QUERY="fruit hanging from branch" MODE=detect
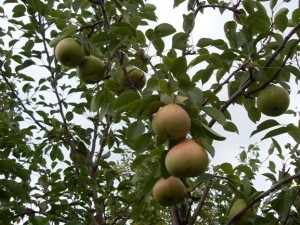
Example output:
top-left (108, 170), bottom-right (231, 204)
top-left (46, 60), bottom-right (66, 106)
top-left (118, 66), bottom-right (146, 90)
top-left (54, 38), bottom-right (85, 68)
top-left (165, 139), bottom-right (209, 178)
top-left (77, 55), bottom-right (106, 84)
top-left (256, 84), bottom-right (290, 117)
top-left (152, 103), bottom-right (191, 140)
top-left (152, 176), bottom-right (186, 206)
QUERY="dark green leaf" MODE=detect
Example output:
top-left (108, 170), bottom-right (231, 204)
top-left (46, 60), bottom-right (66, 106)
top-left (160, 150), bottom-right (170, 178)
top-left (114, 90), bottom-right (141, 111)
top-left (171, 56), bottom-right (187, 77)
top-left (262, 126), bottom-right (288, 140)
top-left (152, 38), bottom-right (165, 54)
top-left (242, 0), bottom-right (255, 14)
top-left (12, 4), bottom-right (26, 17)
top-left (274, 8), bottom-right (289, 32)
top-left (270, 0), bottom-right (278, 9)
top-left (251, 119), bottom-right (280, 137)
top-left (247, 10), bottom-right (271, 33)
top-left (292, 8), bottom-right (300, 24)
top-left (193, 119), bottom-right (226, 141)
top-left (201, 106), bottom-right (227, 126)
top-left (173, 0), bottom-right (185, 8)
top-left (133, 133), bottom-right (152, 152)
top-left (127, 122), bottom-right (145, 141)
top-left (183, 13), bottom-right (195, 33)
top-left (0, 160), bottom-right (30, 181)
top-left (172, 32), bottom-right (189, 50)
top-left (154, 23), bottom-right (176, 38)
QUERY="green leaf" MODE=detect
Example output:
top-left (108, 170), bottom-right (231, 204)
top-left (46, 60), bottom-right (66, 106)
top-left (171, 56), bottom-right (187, 77)
top-left (109, 22), bottom-right (136, 37)
top-left (274, 8), bottom-right (289, 32)
top-left (131, 155), bottom-right (148, 169)
top-left (262, 173), bottom-right (277, 182)
top-left (0, 159), bottom-right (30, 181)
top-left (154, 23), bottom-right (176, 38)
top-left (133, 133), bottom-right (153, 153)
top-left (286, 124), bottom-right (300, 143)
top-left (12, 4), bottom-right (26, 17)
top-left (239, 150), bottom-right (247, 162)
top-left (192, 67), bottom-right (214, 84)
top-left (65, 221), bottom-right (83, 225)
top-left (0, 179), bottom-right (29, 200)
top-left (201, 106), bottom-right (227, 126)
top-left (139, 101), bottom-right (165, 120)
top-left (183, 13), bottom-right (195, 33)
top-left (262, 126), bottom-right (288, 140)
top-left (224, 121), bottom-right (239, 133)
top-left (195, 137), bottom-right (215, 157)
top-left (271, 138), bottom-right (282, 155)
top-left (160, 150), bottom-right (170, 178)
top-left (251, 119), bottom-right (280, 137)
top-left (192, 119), bottom-right (226, 141)
top-left (134, 95), bottom-right (161, 118)
top-left (235, 165), bottom-right (254, 179)
top-left (242, 0), bottom-right (255, 14)
top-left (152, 38), bottom-right (165, 54)
top-left (247, 106), bottom-right (261, 123)
top-left (91, 88), bottom-right (114, 112)
top-left (127, 122), bottom-right (145, 141)
top-left (286, 65), bottom-right (300, 80)
top-left (172, 32), bottom-right (189, 50)
top-left (173, 0), bottom-right (186, 8)
top-left (197, 38), bottom-right (213, 47)
top-left (114, 90), bottom-right (141, 111)
top-left (270, 0), bottom-right (278, 9)
top-left (247, 10), bottom-right (271, 33)
top-left (140, 4), bottom-right (157, 21)
top-left (188, 55), bottom-right (208, 69)
top-left (292, 8), bottom-right (300, 24)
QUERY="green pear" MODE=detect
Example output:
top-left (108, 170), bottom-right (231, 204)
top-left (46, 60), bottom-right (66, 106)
top-left (77, 55), bottom-right (106, 84)
top-left (257, 84), bottom-right (290, 117)
top-left (152, 176), bottom-right (186, 206)
top-left (119, 66), bottom-right (146, 89)
top-left (55, 38), bottom-right (85, 67)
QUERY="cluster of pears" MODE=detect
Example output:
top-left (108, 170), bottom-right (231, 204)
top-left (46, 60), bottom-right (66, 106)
top-left (151, 103), bottom-right (209, 206)
top-left (55, 38), bottom-right (106, 84)
top-left (55, 38), bottom-right (146, 89)
top-left (257, 84), bottom-right (290, 117)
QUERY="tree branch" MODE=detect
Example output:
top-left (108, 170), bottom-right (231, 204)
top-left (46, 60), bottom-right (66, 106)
top-left (187, 180), bottom-right (213, 225)
top-left (0, 68), bottom-right (49, 133)
top-left (207, 20), bottom-right (300, 127)
top-left (226, 172), bottom-right (300, 225)
top-left (194, 3), bottom-right (239, 16)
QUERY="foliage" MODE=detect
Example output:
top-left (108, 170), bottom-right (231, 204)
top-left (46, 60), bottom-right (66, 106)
top-left (0, 0), bottom-right (300, 224)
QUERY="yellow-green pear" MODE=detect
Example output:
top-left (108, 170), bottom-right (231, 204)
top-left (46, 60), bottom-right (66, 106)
top-left (119, 67), bottom-right (146, 89)
top-left (165, 139), bottom-right (209, 177)
top-left (77, 55), bottom-right (106, 84)
top-left (152, 103), bottom-right (191, 140)
top-left (257, 84), bottom-right (289, 117)
top-left (152, 176), bottom-right (186, 206)
top-left (55, 38), bottom-right (85, 67)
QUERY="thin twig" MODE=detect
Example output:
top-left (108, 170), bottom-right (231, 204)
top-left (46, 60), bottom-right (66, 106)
top-left (187, 180), bottom-right (213, 225)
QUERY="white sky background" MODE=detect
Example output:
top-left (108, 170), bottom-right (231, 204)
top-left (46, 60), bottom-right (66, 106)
top-left (147, 0), bottom-right (300, 190)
